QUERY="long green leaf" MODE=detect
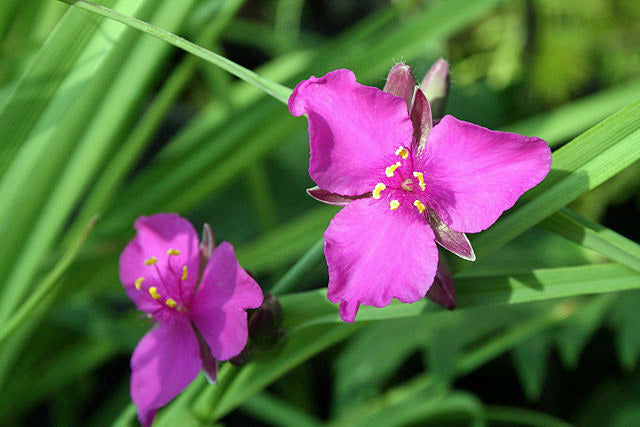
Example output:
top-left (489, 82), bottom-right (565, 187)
top-left (0, 217), bottom-right (96, 343)
top-left (280, 264), bottom-right (640, 331)
top-left (541, 208), bottom-right (640, 273)
top-left (58, 0), bottom-right (292, 103)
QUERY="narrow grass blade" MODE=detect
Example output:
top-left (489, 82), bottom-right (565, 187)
top-left (541, 208), bottom-right (640, 273)
top-left (58, 0), bottom-right (292, 103)
top-left (0, 217), bottom-right (97, 343)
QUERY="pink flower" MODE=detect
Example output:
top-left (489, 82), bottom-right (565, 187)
top-left (119, 213), bottom-right (263, 426)
top-left (289, 65), bottom-right (552, 323)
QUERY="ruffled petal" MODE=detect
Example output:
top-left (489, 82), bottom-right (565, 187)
top-left (289, 69), bottom-right (414, 196)
top-left (422, 115), bottom-right (552, 234)
top-left (324, 199), bottom-right (438, 322)
top-left (130, 320), bottom-right (201, 427)
top-left (119, 214), bottom-right (201, 312)
top-left (191, 242), bottom-right (263, 361)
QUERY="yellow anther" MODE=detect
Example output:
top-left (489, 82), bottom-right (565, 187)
top-left (395, 146), bottom-right (409, 159)
top-left (413, 200), bottom-right (426, 214)
top-left (149, 286), bottom-right (161, 300)
top-left (145, 257), bottom-right (158, 266)
top-left (181, 266), bottom-right (188, 281)
top-left (372, 183), bottom-right (386, 199)
top-left (413, 171), bottom-right (426, 190)
top-left (165, 298), bottom-right (177, 308)
top-left (385, 162), bottom-right (402, 177)
top-left (390, 200), bottom-right (401, 210)
top-left (167, 248), bottom-right (181, 256)
top-left (134, 277), bottom-right (145, 290)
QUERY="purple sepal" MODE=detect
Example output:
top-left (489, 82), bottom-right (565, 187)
top-left (426, 208), bottom-right (476, 261)
top-left (200, 223), bottom-right (214, 261)
top-left (410, 89), bottom-right (432, 152)
top-left (306, 186), bottom-right (369, 206)
top-left (194, 325), bottom-right (218, 384)
top-left (383, 62), bottom-right (415, 111)
top-left (420, 58), bottom-right (450, 121)
top-left (426, 256), bottom-right (456, 309)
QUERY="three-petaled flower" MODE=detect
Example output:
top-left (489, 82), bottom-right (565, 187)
top-left (289, 64), bottom-right (552, 322)
top-left (119, 213), bottom-right (263, 426)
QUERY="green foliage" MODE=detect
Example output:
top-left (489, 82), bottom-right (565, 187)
top-left (0, 0), bottom-right (639, 426)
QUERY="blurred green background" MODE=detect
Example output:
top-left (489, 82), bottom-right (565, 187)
top-left (1, 0), bottom-right (640, 425)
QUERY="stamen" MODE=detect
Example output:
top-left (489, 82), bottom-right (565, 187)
top-left (413, 200), bottom-right (426, 214)
top-left (149, 286), bottom-right (161, 300)
top-left (134, 277), bottom-right (145, 291)
top-left (167, 248), bottom-right (181, 256)
top-left (413, 172), bottom-right (426, 190)
top-left (390, 200), bottom-right (400, 210)
top-left (145, 256), bottom-right (158, 266)
top-left (372, 183), bottom-right (386, 199)
top-left (181, 266), bottom-right (188, 281)
top-left (385, 162), bottom-right (402, 177)
top-left (165, 298), bottom-right (177, 308)
top-left (395, 146), bottom-right (409, 159)
top-left (401, 179), bottom-right (414, 192)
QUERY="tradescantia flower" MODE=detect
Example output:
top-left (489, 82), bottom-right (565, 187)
top-left (289, 63), bottom-right (552, 323)
top-left (119, 213), bottom-right (263, 426)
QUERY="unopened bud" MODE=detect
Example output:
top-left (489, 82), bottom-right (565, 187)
top-left (426, 255), bottom-right (456, 309)
top-left (230, 294), bottom-right (284, 366)
top-left (384, 62), bottom-right (416, 112)
top-left (420, 58), bottom-right (450, 121)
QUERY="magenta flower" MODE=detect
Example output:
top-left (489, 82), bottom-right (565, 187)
top-left (289, 66), bottom-right (552, 323)
top-left (119, 213), bottom-right (263, 426)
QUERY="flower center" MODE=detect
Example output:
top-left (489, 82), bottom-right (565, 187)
top-left (134, 248), bottom-right (189, 312)
top-left (371, 146), bottom-right (428, 214)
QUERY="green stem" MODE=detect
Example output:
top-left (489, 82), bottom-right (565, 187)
top-left (270, 238), bottom-right (325, 295)
top-left (58, 0), bottom-right (292, 104)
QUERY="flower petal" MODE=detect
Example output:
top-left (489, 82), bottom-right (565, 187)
top-left (410, 88), bottom-right (432, 152)
top-left (422, 115), bottom-right (552, 234)
top-left (420, 58), bottom-right (450, 121)
top-left (426, 255), bottom-right (456, 309)
top-left (306, 186), bottom-right (369, 206)
top-left (324, 199), bottom-right (438, 322)
top-left (289, 69), bottom-right (414, 196)
top-left (426, 208), bottom-right (475, 261)
top-left (119, 213), bottom-right (201, 312)
top-left (191, 242), bottom-right (263, 361)
top-left (131, 320), bottom-right (201, 427)
top-left (383, 62), bottom-right (415, 111)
